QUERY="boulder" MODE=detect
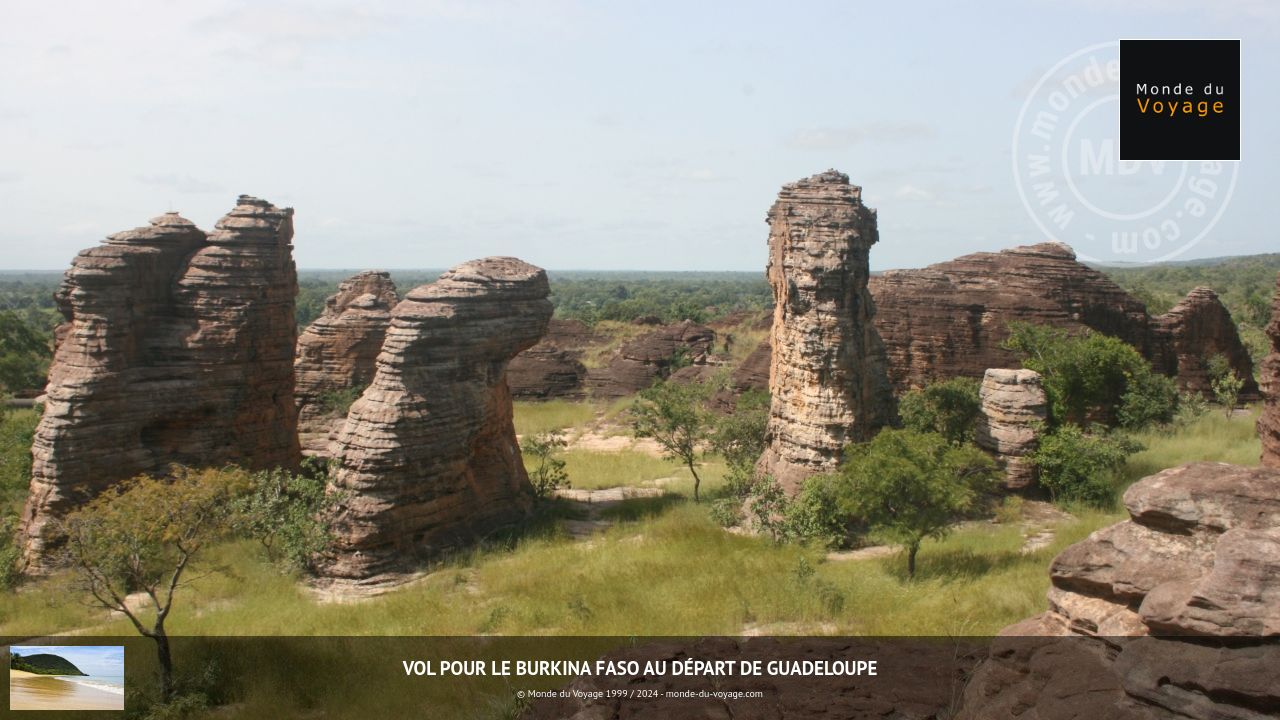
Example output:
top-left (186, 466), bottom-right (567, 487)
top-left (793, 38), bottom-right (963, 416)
top-left (319, 257), bottom-right (552, 586)
top-left (956, 461), bottom-right (1280, 720)
top-left (755, 170), bottom-right (895, 494)
top-left (583, 320), bottom-right (716, 399)
top-left (975, 368), bottom-right (1047, 489)
top-left (294, 271), bottom-right (399, 455)
top-left (19, 197), bottom-right (299, 572)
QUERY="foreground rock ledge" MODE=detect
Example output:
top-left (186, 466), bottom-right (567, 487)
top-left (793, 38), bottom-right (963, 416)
top-left (755, 169), bottom-right (894, 495)
top-left (317, 257), bottom-right (553, 587)
top-left (957, 461), bottom-right (1280, 720)
top-left (19, 196), bottom-right (300, 572)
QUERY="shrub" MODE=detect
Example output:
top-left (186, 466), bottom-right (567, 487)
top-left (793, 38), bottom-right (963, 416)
top-left (0, 513), bottom-right (20, 590)
top-left (631, 380), bottom-right (714, 501)
top-left (707, 498), bottom-right (743, 528)
top-left (317, 386), bottom-right (364, 418)
top-left (836, 429), bottom-right (997, 578)
top-left (232, 459), bottom-right (342, 574)
top-left (898, 377), bottom-right (982, 445)
top-left (1004, 323), bottom-right (1178, 429)
top-left (520, 431), bottom-right (570, 499)
top-left (1207, 355), bottom-right (1244, 418)
top-left (1032, 424), bottom-right (1141, 507)
top-left (782, 473), bottom-right (846, 547)
top-left (711, 389), bottom-right (769, 497)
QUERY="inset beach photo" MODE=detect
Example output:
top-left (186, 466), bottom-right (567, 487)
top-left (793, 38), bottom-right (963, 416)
top-left (9, 645), bottom-right (124, 711)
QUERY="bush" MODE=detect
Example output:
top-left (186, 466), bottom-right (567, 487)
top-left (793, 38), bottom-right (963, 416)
top-left (521, 431), bottom-right (570, 499)
top-left (0, 513), bottom-right (20, 590)
top-left (898, 377), bottom-right (982, 445)
top-left (707, 498), bottom-right (743, 528)
top-left (1004, 323), bottom-right (1178, 429)
top-left (1032, 424), bottom-right (1142, 507)
top-left (782, 474), bottom-right (846, 547)
top-left (317, 386), bottom-right (364, 418)
top-left (711, 389), bottom-right (769, 497)
top-left (0, 405), bottom-right (38, 511)
top-left (232, 459), bottom-right (342, 573)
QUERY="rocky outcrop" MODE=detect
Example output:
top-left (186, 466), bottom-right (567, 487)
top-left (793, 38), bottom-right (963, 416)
top-left (320, 257), bottom-right (552, 586)
top-left (975, 369), bottom-right (1047, 489)
top-left (755, 170), bottom-right (894, 494)
top-left (1152, 286), bottom-right (1259, 400)
top-left (294, 271), bottom-right (399, 455)
top-left (20, 197), bottom-right (300, 571)
top-left (870, 242), bottom-right (1154, 392)
top-left (732, 245), bottom-right (1258, 400)
top-left (1259, 274), bottom-right (1280, 467)
top-left (584, 320), bottom-right (716, 399)
top-left (957, 461), bottom-right (1280, 719)
top-left (507, 319), bottom-right (596, 400)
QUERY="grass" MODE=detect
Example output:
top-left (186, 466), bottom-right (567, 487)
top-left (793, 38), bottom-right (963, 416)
top-left (578, 321), bottom-right (649, 369)
top-left (1119, 405), bottom-right (1262, 487)
top-left (512, 400), bottom-right (600, 437)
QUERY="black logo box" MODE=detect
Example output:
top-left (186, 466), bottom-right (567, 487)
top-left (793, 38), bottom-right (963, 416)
top-left (1120, 39), bottom-right (1240, 161)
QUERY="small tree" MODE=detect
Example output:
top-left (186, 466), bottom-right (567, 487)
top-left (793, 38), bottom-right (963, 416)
top-left (1206, 354), bottom-right (1244, 418)
top-left (520, 431), bottom-right (570, 499)
top-left (836, 429), bottom-right (996, 578)
top-left (631, 380), bottom-right (713, 501)
top-left (59, 467), bottom-right (247, 702)
top-left (232, 458), bottom-right (341, 573)
top-left (711, 389), bottom-right (769, 497)
top-left (898, 377), bottom-right (982, 445)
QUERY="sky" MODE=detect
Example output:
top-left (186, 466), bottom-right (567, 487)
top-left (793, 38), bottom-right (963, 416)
top-left (1, 1), bottom-right (1275, 271)
top-left (11, 645), bottom-right (125, 676)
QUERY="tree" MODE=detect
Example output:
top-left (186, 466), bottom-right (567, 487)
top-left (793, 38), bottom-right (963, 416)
top-left (898, 377), bottom-right (982, 445)
top-left (711, 389), bottom-right (769, 496)
top-left (836, 429), bottom-right (996, 578)
top-left (59, 467), bottom-right (248, 702)
top-left (1032, 424), bottom-right (1140, 506)
top-left (1003, 322), bottom-right (1178, 429)
top-left (0, 310), bottom-right (51, 394)
top-left (231, 459), bottom-right (342, 573)
top-left (1206, 354), bottom-right (1244, 418)
top-left (631, 380), bottom-right (714, 501)
top-left (520, 431), bottom-right (570, 499)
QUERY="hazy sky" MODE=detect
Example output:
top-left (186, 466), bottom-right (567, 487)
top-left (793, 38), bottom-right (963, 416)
top-left (2, 1), bottom-right (1275, 271)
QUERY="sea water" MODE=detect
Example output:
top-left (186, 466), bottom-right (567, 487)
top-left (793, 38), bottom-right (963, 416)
top-left (61, 674), bottom-right (125, 695)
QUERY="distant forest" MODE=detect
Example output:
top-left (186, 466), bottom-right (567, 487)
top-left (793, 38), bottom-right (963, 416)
top-left (2, 254), bottom-right (1278, 395)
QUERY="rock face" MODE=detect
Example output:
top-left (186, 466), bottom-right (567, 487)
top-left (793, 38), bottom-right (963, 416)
top-left (584, 320), bottom-right (716, 400)
top-left (957, 461), bottom-right (1280, 719)
top-left (293, 271), bottom-right (399, 455)
top-left (20, 197), bottom-right (300, 571)
top-left (755, 171), bottom-right (894, 494)
top-left (1151, 286), bottom-right (1259, 400)
top-left (1259, 274), bottom-right (1280, 467)
top-left (975, 369), bottom-right (1047, 489)
top-left (320, 257), bottom-right (552, 585)
top-left (507, 319), bottom-right (595, 400)
top-left (732, 244), bottom-right (1258, 400)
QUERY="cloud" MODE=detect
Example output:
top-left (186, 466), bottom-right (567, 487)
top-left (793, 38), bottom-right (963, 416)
top-left (894, 184), bottom-right (935, 201)
top-left (136, 173), bottom-right (224, 194)
top-left (786, 123), bottom-right (935, 150)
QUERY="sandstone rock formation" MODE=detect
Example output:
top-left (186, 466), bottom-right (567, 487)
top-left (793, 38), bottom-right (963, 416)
top-left (507, 319), bottom-right (595, 400)
top-left (733, 244), bottom-right (1258, 400)
top-left (320, 257), bottom-right (552, 585)
top-left (293, 271), bottom-right (399, 455)
top-left (20, 197), bottom-right (300, 571)
top-left (957, 461), bottom-right (1280, 719)
top-left (755, 170), bottom-right (894, 494)
top-left (1259, 273), bottom-right (1280, 467)
top-left (975, 369), bottom-right (1047, 489)
top-left (1151, 286), bottom-right (1259, 400)
top-left (584, 320), bottom-right (716, 399)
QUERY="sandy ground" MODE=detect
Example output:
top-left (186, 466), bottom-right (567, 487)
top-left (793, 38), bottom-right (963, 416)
top-left (9, 669), bottom-right (124, 711)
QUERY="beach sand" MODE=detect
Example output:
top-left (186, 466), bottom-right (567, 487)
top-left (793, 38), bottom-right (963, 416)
top-left (9, 668), bottom-right (124, 711)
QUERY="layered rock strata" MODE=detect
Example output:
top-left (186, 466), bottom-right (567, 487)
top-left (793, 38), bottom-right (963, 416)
top-left (584, 320), bottom-right (716, 399)
top-left (1259, 273), bottom-right (1280, 467)
top-left (507, 319), bottom-right (596, 400)
top-left (294, 271), bottom-right (399, 454)
top-left (957, 461), bottom-right (1280, 719)
top-left (1151, 286), bottom-right (1259, 400)
top-left (320, 257), bottom-right (552, 585)
top-left (755, 170), bottom-right (894, 494)
top-left (20, 197), bottom-right (300, 571)
top-left (975, 369), bottom-right (1047, 489)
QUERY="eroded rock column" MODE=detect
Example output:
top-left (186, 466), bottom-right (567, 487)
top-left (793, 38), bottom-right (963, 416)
top-left (320, 257), bottom-right (553, 585)
top-left (755, 170), bottom-right (893, 494)
top-left (975, 369), bottom-right (1047, 489)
